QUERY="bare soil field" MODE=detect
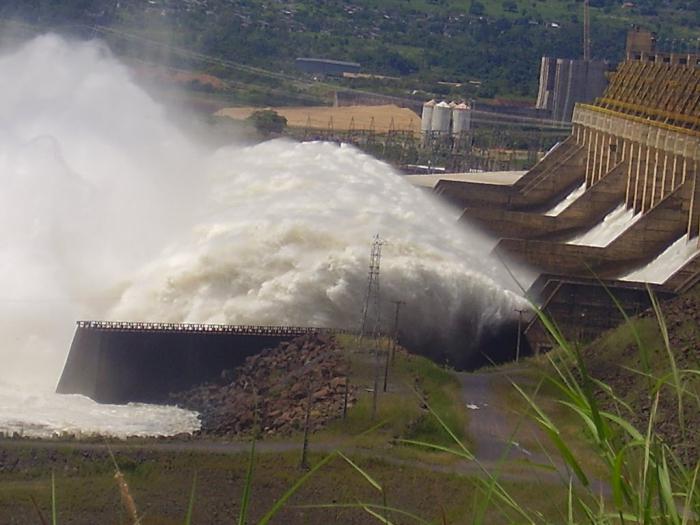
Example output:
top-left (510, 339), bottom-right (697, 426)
top-left (215, 105), bottom-right (421, 133)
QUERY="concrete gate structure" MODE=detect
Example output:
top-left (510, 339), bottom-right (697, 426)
top-left (433, 43), bottom-right (700, 353)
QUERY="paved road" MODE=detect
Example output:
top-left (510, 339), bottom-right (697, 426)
top-left (458, 371), bottom-right (546, 463)
top-left (457, 369), bottom-right (610, 495)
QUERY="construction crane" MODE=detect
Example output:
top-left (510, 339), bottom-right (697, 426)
top-left (583, 0), bottom-right (591, 61)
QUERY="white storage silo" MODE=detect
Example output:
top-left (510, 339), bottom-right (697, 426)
top-left (421, 99), bottom-right (435, 133)
top-left (452, 102), bottom-right (472, 135)
top-left (431, 101), bottom-right (451, 134)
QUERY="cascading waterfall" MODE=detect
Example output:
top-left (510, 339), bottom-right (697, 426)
top-left (0, 35), bottom-right (525, 437)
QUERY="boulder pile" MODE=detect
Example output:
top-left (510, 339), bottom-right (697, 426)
top-left (170, 334), bottom-right (356, 437)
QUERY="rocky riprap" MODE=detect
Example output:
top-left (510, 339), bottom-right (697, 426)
top-left (170, 334), bottom-right (356, 437)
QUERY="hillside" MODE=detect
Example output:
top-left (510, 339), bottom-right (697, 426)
top-left (1, 0), bottom-right (698, 102)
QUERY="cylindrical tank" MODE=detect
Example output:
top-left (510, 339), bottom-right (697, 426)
top-left (452, 102), bottom-right (471, 135)
top-left (431, 101), bottom-right (451, 134)
top-left (421, 99), bottom-right (435, 133)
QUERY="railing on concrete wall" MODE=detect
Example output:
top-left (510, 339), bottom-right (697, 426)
top-left (76, 320), bottom-right (348, 336)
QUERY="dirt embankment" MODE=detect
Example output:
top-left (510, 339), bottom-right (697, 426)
top-left (585, 287), bottom-right (700, 464)
top-left (171, 334), bottom-right (356, 437)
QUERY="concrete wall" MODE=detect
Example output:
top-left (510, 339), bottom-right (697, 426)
top-left (551, 59), bottom-right (608, 122)
top-left (460, 162), bottom-right (626, 240)
top-left (56, 326), bottom-right (298, 404)
top-left (434, 136), bottom-right (586, 211)
top-left (493, 179), bottom-right (695, 279)
top-left (524, 276), bottom-right (673, 352)
top-left (665, 250), bottom-right (700, 293)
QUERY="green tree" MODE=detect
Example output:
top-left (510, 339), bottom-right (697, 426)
top-left (247, 110), bottom-right (287, 136)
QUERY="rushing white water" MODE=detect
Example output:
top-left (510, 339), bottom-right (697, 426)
top-left (0, 385), bottom-right (199, 438)
top-left (621, 235), bottom-right (700, 284)
top-left (544, 182), bottom-right (586, 217)
top-left (568, 204), bottom-right (640, 247)
top-left (0, 35), bottom-right (524, 437)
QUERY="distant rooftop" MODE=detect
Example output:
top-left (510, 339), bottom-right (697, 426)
top-left (295, 58), bottom-right (361, 68)
top-left (404, 171), bottom-right (527, 189)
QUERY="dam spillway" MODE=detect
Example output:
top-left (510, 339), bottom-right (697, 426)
top-left (57, 321), bottom-right (342, 404)
top-left (420, 38), bottom-right (700, 353)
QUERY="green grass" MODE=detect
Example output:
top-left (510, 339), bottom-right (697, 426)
top-left (2, 444), bottom-right (583, 524)
top-left (324, 335), bottom-right (470, 451)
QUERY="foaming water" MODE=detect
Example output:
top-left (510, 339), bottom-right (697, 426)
top-left (0, 384), bottom-right (199, 438)
top-left (568, 204), bottom-right (640, 247)
top-left (0, 35), bottom-right (524, 436)
top-left (621, 235), bottom-right (700, 284)
top-left (545, 182), bottom-right (585, 217)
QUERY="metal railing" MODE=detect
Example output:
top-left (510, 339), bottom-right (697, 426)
top-left (76, 320), bottom-right (349, 336)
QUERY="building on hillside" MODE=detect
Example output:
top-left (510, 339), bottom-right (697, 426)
top-left (536, 57), bottom-right (609, 122)
top-left (295, 58), bottom-right (361, 77)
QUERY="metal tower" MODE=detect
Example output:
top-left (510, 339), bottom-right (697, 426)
top-left (359, 234), bottom-right (384, 338)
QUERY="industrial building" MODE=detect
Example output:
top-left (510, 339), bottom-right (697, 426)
top-left (295, 57), bottom-right (361, 77)
top-left (536, 57), bottom-right (609, 122)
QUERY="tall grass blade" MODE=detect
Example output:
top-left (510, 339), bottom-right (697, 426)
top-left (238, 438), bottom-right (256, 525)
top-left (648, 286), bottom-right (685, 435)
top-left (657, 447), bottom-right (681, 525)
top-left (363, 505), bottom-right (395, 524)
top-left (512, 382), bottom-right (590, 487)
top-left (640, 392), bottom-right (660, 524)
top-left (681, 462), bottom-right (699, 525)
top-left (394, 438), bottom-right (472, 460)
top-left (338, 451), bottom-right (382, 492)
top-left (184, 471), bottom-right (197, 525)
top-left (296, 503), bottom-right (433, 525)
top-left (105, 441), bottom-right (141, 525)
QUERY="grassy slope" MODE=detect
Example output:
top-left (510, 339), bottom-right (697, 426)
top-left (503, 284), bottom-right (700, 467)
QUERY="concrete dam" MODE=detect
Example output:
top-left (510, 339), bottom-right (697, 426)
top-left (431, 45), bottom-right (700, 353)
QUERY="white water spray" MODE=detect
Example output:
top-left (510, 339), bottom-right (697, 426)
top-left (622, 235), bottom-right (700, 284)
top-left (0, 35), bottom-right (523, 436)
top-left (567, 204), bottom-right (640, 247)
top-left (545, 182), bottom-right (585, 217)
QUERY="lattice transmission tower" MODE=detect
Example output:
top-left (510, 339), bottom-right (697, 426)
top-left (359, 234), bottom-right (384, 339)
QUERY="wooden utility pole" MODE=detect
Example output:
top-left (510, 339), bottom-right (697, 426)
top-left (299, 379), bottom-right (312, 470)
top-left (372, 344), bottom-right (380, 420)
top-left (382, 299), bottom-right (405, 392)
top-left (382, 336), bottom-right (392, 392)
top-left (390, 300), bottom-right (405, 364)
